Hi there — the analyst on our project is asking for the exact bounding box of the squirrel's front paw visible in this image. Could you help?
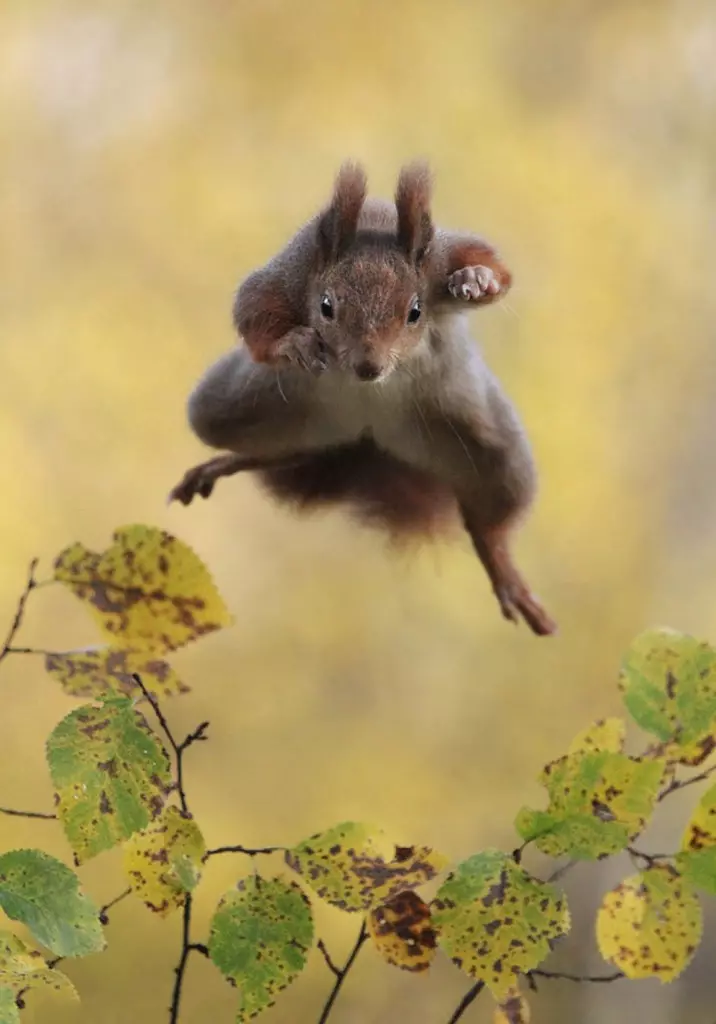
[168,462,219,506]
[275,328,332,376]
[448,265,501,302]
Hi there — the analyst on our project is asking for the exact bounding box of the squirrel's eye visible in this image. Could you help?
[320,294,334,320]
[407,297,422,324]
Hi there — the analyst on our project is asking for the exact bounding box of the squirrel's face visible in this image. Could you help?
[310,251,428,383]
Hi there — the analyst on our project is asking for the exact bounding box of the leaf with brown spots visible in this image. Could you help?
[0,930,77,1013]
[568,718,625,755]
[54,525,232,654]
[0,987,18,1024]
[493,986,530,1024]
[596,865,701,981]
[619,628,716,763]
[46,696,171,864]
[208,876,313,1021]
[122,806,205,916]
[0,850,104,957]
[431,849,570,1000]
[45,646,189,701]
[368,890,437,972]
[285,823,448,911]
[676,783,716,895]
[514,743,664,860]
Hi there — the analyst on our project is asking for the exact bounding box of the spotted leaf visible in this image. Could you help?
[45,646,189,701]
[368,890,437,972]
[285,822,447,911]
[619,628,716,762]
[208,876,313,1021]
[514,745,663,860]
[123,807,205,915]
[675,783,716,895]
[46,697,171,864]
[0,850,104,957]
[568,718,625,755]
[596,865,701,981]
[494,987,530,1024]
[0,988,18,1024]
[0,931,77,1009]
[54,525,232,654]
[432,849,570,999]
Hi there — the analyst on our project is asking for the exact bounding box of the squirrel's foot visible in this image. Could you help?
[168,461,221,506]
[275,328,332,376]
[494,580,557,637]
[448,265,501,302]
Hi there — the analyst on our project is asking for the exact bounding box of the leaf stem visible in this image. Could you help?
[446,980,486,1023]
[316,920,368,1024]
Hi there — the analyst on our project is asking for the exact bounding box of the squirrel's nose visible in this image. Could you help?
[355,361,381,382]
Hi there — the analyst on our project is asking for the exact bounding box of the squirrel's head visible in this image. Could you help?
[309,161,434,383]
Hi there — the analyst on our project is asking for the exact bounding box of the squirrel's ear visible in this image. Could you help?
[317,162,367,263]
[395,161,434,265]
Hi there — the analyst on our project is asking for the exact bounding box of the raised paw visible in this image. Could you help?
[448,265,501,302]
[275,328,332,376]
[168,462,220,506]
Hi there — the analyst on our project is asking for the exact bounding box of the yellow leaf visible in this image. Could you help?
[494,987,530,1024]
[54,525,232,654]
[568,718,625,755]
[0,930,77,1001]
[368,891,437,972]
[45,646,189,700]
[123,806,206,915]
[596,865,701,981]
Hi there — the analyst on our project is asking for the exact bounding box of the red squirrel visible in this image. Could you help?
[169,161,556,636]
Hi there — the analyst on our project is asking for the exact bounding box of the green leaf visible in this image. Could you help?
[209,876,313,1022]
[285,822,448,911]
[46,697,171,864]
[54,524,233,654]
[596,865,701,980]
[0,930,77,1008]
[515,746,663,859]
[432,850,570,999]
[123,807,206,915]
[676,782,716,895]
[0,851,104,957]
[619,628,716,759]
[0,988,18,1024]
[45,646,189,700]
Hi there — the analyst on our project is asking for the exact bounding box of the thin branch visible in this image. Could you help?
[531,968,624,984]
[4,647,57,657]
[446,980,486,1023]
[626,846,672,868]
[546,859,578,884]
[204,844,286,860]
[658,761,716,802]
[317,939,340,978]
[0,559,39,669]
[0,806,56,820]
[169,894,194,1024]
[317,920,368,1024]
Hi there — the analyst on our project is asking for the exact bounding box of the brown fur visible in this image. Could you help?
[317,162,367,264]
[395,161,434,265]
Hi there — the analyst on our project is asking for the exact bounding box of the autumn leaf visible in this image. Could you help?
[45,646,189,700]
[0,850,104,957]
[619,628,716,762]
[676,783,716,895]
[46,697,171,863]
[123,807,205,915]
[368,891,437,972]
[432,849,570,999]
[209,876,313,1022]
[493,987,530,1024]
[54,525,232,654]
[285,822,448,911]
[0,931,77,1011]
[567,718,626,755]
[515,743,663,860]
[596,865,701,981]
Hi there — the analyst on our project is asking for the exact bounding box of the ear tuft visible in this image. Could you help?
[395,161,434,264]
[317,162,368,263]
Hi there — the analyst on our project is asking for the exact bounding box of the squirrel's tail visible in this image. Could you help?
[258,437,456,540]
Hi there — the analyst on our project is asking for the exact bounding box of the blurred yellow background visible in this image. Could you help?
[3,1,716,1021]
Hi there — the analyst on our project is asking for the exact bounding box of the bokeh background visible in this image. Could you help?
[3,1,716,1021]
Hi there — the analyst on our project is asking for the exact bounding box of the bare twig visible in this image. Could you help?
[317,920,368,1024]
[169,894,194,1024]
[204,844,286,860]
[531,968,624,984]
[0,806,56,820]
[0,559,39,669]
[317,939,340,978]
[446,980,486,1023]
[658,762,716,802]
[626,846,672,868]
